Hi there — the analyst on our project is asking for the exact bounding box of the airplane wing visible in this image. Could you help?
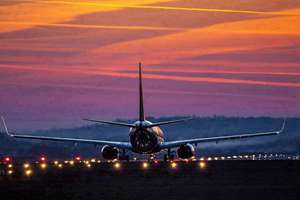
[160,120,285,149]
[1,117,132,150]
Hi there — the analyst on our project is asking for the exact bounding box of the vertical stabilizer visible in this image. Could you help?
[139,62,145,121]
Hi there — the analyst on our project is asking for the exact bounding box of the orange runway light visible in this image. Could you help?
[23,163,30,169]
[142,162,149,169]
[25,169,32,176]
[170,162,177,169]
[114,162,121,169]
[7,170,13,175]
[199,162,206,169]
[40,163,47,170]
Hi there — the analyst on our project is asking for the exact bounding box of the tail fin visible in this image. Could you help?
[139,62,145,121]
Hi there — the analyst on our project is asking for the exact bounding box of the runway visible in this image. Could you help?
[0,159,299,200]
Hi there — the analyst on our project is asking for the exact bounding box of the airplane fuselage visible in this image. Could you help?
[129,120,164,154]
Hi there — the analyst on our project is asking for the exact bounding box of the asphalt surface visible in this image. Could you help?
[0,161,299,200]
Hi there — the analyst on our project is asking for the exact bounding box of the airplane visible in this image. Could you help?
[1,63,285,161]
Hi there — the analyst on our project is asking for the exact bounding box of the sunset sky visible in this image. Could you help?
[1,0,300,131]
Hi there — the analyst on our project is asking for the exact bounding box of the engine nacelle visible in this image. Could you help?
[177,144,195,159]
[101,145,119,160]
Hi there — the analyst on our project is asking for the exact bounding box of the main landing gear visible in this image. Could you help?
[119,149,129,161]
[163,148,175,162]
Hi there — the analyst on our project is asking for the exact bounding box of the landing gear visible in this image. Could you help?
[119,149,129,161]
[163,154,175,162]
[148,154,155,162]
[163,148,175,162]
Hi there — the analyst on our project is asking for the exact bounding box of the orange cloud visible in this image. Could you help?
[26,0,300,16]
[90,7,300,67]
[0,21,183,31]
[0,0,173,32]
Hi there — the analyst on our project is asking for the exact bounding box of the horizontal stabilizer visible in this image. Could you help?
[147,117,194,128]
[83,118,135,128]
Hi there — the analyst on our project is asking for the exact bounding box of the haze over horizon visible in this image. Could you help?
[1,0,300,131]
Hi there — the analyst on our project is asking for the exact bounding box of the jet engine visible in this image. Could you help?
[177,144,195,159]
[101,145,119,160]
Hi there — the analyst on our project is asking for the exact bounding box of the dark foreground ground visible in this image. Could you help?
[0,161,299,200]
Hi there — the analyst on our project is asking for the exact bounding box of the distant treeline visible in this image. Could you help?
[0,116,299,159]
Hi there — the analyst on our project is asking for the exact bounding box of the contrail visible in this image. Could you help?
[14,0,298,16]
[0,21,183,31]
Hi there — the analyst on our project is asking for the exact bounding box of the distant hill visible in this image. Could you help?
[0,116,299,159]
